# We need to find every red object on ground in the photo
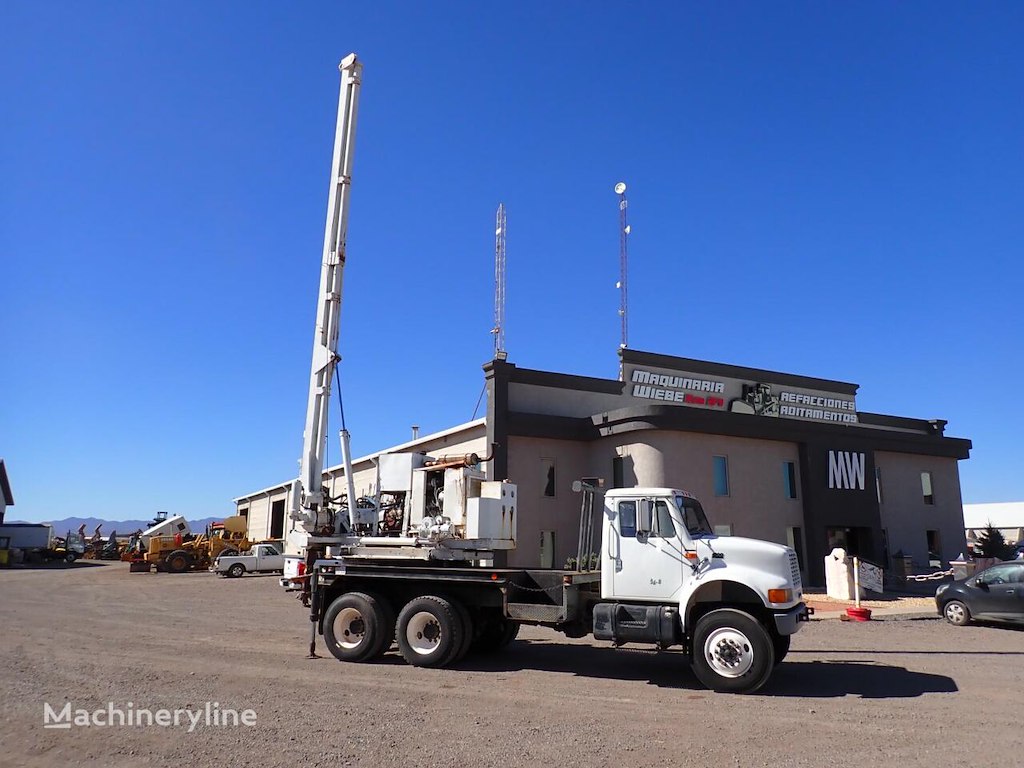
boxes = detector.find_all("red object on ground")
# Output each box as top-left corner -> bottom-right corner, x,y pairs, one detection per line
846,606 -> 872,621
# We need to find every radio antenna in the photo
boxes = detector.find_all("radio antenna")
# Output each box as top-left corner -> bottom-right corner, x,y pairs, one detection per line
615,182 -> 630,374
493,203 -> 507,360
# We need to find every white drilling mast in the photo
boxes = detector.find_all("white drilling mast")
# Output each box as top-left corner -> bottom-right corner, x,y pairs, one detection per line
288,54 -> 365,554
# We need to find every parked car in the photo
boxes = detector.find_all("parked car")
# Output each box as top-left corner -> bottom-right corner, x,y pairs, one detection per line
213,543 -> 284,578
935,561 -> 1024,626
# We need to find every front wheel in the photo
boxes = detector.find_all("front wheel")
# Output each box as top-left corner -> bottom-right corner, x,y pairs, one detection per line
943,600 -> 971,626
691,609 -> 774,694
165,550 -> 191,574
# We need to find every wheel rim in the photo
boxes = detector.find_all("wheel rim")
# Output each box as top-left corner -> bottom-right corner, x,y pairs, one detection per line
230,565 -> 242,576
334,607 -> 368,650
405,611 -> 442,655
945,602 -> 965,624
704,627 -> 755,678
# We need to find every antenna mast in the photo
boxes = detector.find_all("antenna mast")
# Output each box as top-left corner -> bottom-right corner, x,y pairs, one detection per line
615,182 -> 630,355
493,203 -> 507,360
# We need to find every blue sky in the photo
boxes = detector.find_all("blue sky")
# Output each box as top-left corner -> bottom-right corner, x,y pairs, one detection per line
2,2 -> 1022,523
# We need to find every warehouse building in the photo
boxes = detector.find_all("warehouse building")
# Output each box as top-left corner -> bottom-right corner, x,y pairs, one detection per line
234,349 -> 971,585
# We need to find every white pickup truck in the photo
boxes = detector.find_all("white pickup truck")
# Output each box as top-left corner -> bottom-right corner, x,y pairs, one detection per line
214,543 -> 284,578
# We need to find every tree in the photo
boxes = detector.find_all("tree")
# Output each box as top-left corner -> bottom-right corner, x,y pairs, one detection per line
975,521 -> 1015,560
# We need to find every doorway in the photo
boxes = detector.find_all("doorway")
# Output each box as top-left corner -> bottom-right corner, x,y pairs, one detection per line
270,499 -> 285,539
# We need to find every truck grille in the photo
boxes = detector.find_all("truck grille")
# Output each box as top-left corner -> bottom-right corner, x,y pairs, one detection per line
789,550 -> 802,591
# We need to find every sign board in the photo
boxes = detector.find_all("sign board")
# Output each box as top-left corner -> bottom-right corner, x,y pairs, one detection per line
857,559 -> 884,594
625,365 -> 858,424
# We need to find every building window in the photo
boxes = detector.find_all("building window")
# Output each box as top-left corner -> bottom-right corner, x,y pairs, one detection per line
875,467 -> 883,505
782,461 -> 797,499
618,501 -> 636,538
713,455 -> 730,497
239,507 -> 249,518
541,458 -> 556,497
926,530 -> 941,566
612,456 -> 624,489
921,471 -> 934,505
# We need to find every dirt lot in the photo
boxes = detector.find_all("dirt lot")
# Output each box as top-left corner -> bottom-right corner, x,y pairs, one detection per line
1,561 -> 1021,768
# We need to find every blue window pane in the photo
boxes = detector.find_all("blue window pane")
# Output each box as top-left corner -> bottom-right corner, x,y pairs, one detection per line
783,461 -> 797,499
713,456 -> 729,496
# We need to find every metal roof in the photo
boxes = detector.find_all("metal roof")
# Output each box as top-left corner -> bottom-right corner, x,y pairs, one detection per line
963,502 -> 1024,529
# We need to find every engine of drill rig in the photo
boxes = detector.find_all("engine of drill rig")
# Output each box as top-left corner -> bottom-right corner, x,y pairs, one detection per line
375,452 -> 517,548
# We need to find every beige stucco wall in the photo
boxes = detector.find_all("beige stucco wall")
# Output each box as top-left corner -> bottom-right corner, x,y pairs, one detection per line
505,436 -> 592,568
505,430 -> 804,568
607,431 -> 804,544
875,451 -> 966,566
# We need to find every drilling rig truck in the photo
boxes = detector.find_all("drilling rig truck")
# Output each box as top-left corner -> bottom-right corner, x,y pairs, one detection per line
279,54 -> 810,695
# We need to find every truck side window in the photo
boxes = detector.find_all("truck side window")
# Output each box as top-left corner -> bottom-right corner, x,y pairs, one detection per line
618,501 -> 637,537
653,500 -> 677,539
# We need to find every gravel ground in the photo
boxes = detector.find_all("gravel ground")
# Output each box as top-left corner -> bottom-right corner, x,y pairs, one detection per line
1,561 -> 1021,768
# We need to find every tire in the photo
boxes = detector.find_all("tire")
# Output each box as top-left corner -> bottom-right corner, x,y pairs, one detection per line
691,608 -> 775,694
323,591 -> 395,662
165,550 -> 191,574
396,596 -> 463,668
943,599 -> 971,626
772,633 -> 791,666
227,563 -> 245,578
472,613 -> 519,653
64,552 -> 78,564
448,599 -> 474,663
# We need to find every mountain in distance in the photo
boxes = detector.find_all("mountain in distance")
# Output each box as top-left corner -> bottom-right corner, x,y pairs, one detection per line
15,515 -> 225,535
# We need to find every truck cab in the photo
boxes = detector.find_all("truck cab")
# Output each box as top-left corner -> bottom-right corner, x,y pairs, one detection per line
594,488 -> 806,691
602,488 -> 802,615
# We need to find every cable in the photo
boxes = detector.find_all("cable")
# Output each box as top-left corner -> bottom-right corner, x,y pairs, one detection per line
472,382 -> 486,420
334,365 -> 347,432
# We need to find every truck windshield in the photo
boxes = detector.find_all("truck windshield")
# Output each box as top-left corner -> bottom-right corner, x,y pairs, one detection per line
676,496 -> 713,536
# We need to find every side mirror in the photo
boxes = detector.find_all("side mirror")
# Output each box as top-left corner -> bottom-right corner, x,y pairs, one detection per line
638,499 -> 653,536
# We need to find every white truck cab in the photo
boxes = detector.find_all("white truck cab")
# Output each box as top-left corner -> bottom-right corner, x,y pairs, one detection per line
594,488 -> 806,691
602,488 -> 801,613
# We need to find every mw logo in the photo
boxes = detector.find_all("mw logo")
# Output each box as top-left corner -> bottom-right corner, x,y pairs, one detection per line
828,451 -> 865,491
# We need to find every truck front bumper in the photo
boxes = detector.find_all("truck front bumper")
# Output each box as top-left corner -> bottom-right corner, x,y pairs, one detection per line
773,601 -> 813,636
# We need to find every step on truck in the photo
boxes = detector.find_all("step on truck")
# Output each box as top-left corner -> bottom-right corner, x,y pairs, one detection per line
294,483 -> 810,694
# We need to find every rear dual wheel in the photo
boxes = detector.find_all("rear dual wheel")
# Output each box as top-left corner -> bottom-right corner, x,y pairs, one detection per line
323,592 -> 396,662
396,595 -> 471,668
472,612 -> 519,653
